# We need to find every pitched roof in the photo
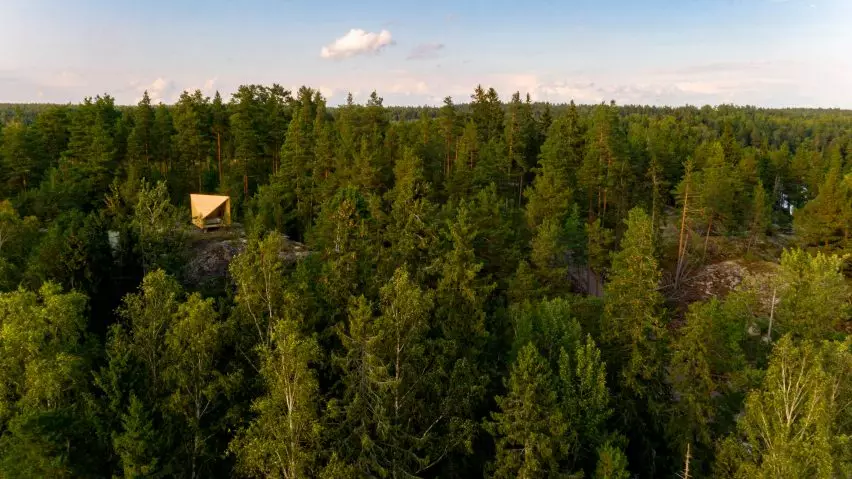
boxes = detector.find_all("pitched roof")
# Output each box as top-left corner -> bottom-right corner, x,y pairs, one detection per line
190,194 -> 229,219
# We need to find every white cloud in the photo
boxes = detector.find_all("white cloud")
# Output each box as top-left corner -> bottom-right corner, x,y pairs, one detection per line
179,77 -> 219,99
318,85 -> 335,99
320,29 -> 394,60
133,77 -> 175,103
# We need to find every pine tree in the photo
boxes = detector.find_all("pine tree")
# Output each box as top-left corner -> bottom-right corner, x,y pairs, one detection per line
330,295 -> 384,474
0,119 -> 35,192
698,141 -> 737,244
127,91 -> 155,174
505,92 -> 535,202
333,269 -> 466,477
60,95 -> 119,202
308,186 -> 377,316
438,96 -> 459,180
151,103 -> 174,178
210,91 -> 228,189
794,158 -> 851,249
30,105 -> 69,172
280,87 -> 318,235
470,85 -> 504,144
524,164 -> 573,232
602,207 -> 666,397
601,207 -> 667,477
131,179 -> 186,275
230,85 -> 264,196
487,342 -> 569,478
383,147 -> 436,277
172,89 -> 211,195
667,297 -> 749,469
311,94 -> 337,203
581,102 -> 628,225
111,395 -> 161,477
538,100 -> 584,191
372,267 -> 437,476
558,335 -> 611,469
593,441 -> 630,479
432,204 -> 494,442
748,180 -> 771,251
530,216 -> 569,292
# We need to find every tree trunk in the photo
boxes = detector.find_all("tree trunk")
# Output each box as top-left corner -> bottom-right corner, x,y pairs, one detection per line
217,132 -> 223,188
703,215 -> 713,260
454,138 -> 459,171
518,173 -> 524,205
766,285 -> 777,343
676,176 -> 690,290
445,137 -> 450,178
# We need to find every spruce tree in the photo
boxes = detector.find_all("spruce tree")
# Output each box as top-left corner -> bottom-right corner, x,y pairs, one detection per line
487,342 -> 569,478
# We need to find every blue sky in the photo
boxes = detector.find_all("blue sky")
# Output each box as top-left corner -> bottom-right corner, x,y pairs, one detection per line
1,0 -> 850,107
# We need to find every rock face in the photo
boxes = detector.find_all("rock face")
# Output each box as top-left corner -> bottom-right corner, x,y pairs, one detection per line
674,259 -> 779,315
184,236 -> 246,286
691,260 -> 750,299
182,226 -> 309,287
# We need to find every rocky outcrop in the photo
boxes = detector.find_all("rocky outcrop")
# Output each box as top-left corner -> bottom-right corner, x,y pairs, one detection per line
183,226 -> 308,287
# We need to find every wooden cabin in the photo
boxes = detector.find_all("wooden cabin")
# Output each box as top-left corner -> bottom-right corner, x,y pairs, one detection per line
190,194 -> 231,230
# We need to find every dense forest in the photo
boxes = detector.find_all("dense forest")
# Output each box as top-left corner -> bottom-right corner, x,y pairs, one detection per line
1,84 -> 852,478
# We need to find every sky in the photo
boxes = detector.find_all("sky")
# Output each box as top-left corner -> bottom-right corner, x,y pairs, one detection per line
1,0 -> 851,108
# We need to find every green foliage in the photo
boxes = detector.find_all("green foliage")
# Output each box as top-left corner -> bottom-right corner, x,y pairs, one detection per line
5,86 -> 852,478
698,141 -> 739,231
602,207 -> 666,397
111,395 -> 160,477
229,232 -> 290,351
433,203 -> 494,357
667,297 -> 751,467
749,180 -> 772,243
172,89 -> 212,198
593,441 -> 630,479
0,284 -> 96,477
331,268 -> 474,477
487,342 -> 569,478
776,248 -> 849,340
0,119 -> 37,192
0,200 -> 40,290
230,319 -> 321,478
794,160 -> 852,250
559,335 -> 611,467
164,293 -> 231,477
116,270 -> 183,396
24,209 -> 112,295
718,335 -> 852,478
131,179 -> 187,275
510,297 -> 583,366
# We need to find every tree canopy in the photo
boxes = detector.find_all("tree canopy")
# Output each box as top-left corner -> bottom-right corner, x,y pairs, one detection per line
1,88 -> 852,477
